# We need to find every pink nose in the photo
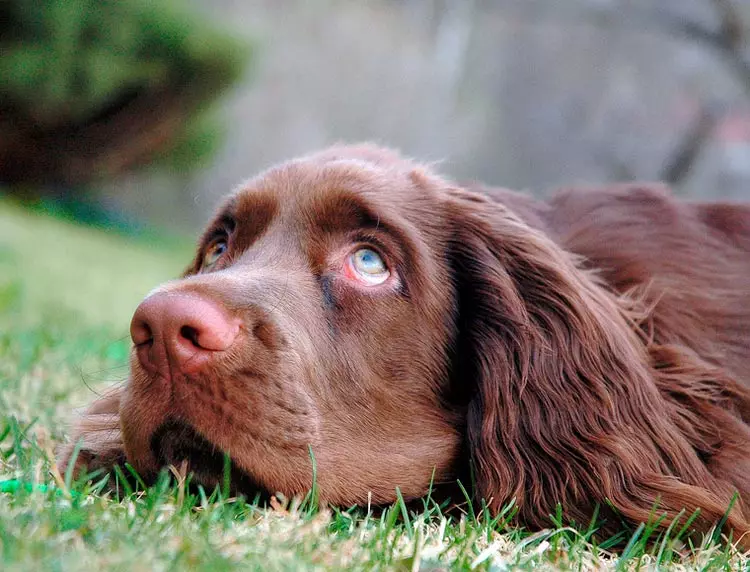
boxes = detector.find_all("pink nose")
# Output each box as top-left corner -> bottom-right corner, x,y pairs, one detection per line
130,292 -> 240,379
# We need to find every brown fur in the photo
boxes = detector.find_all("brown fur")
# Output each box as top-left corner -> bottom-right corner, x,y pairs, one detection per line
59,145 -> 750,542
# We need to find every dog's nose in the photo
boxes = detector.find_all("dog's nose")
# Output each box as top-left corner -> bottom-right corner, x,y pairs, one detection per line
130,292 -> 240,378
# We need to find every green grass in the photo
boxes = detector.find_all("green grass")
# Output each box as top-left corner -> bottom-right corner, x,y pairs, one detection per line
0,199 -> 747,570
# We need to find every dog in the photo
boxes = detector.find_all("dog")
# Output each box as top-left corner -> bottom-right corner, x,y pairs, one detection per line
59,144 -> 750,541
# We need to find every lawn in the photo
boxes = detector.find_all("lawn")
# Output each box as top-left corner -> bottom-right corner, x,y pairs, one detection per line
0,198 -> 746,570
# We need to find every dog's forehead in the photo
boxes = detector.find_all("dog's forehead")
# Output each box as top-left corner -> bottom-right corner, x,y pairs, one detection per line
230,156 -> 424,221
269,157 -> 405,194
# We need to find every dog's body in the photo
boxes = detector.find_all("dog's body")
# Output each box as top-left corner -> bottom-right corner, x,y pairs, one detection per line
485,183 -> 750,379
61,145 -> 750,542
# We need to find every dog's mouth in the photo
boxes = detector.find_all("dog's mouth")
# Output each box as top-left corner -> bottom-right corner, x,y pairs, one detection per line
150,419 -> 270,501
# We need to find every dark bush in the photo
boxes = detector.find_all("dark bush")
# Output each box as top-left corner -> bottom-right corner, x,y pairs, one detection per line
0,0 -> 251,186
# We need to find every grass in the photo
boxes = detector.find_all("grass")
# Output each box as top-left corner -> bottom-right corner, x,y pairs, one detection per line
0,198 -> 748,570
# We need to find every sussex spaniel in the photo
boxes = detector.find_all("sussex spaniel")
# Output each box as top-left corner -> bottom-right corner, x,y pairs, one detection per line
60,144 -> 750,542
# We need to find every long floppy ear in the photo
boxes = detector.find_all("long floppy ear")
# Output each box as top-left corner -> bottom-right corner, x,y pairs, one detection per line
56,389 -> 125,481
444,187 -> 750,539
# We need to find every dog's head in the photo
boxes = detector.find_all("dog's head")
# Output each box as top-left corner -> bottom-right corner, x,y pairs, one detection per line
123,145 -> 465,503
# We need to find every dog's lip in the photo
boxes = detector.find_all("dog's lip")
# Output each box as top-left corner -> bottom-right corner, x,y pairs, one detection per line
150,418 -> 270,500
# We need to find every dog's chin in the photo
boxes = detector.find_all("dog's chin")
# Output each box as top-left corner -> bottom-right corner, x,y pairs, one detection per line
149,418 -> 271,502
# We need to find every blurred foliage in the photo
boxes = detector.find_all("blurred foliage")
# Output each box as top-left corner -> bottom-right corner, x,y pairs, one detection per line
0,0 -> 252,185
151,106 -> 228,173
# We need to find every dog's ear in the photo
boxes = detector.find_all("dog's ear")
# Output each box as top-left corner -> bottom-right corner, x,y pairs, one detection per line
57,389 -> 125,481
443,187 -> 749,538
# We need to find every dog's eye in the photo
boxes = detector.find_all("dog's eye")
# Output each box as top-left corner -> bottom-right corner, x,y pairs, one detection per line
347,248 -> 390,285
203,239 -> 227,270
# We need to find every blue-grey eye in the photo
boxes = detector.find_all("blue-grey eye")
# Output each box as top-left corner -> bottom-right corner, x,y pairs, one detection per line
203,240 -> 227,269
350,248 -> 390,285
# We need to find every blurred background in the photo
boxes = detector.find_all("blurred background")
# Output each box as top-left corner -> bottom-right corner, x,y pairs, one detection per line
3,0 -> 750,235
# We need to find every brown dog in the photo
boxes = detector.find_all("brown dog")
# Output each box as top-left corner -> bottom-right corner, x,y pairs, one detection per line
60,144 -> 750,540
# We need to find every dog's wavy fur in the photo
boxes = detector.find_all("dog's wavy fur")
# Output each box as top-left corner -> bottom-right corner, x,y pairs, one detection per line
60,145 -> 750,543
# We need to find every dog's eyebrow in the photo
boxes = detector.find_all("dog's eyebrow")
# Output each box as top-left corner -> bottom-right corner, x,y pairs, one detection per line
229,191 -> 279,250
313,191 -> 394,235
